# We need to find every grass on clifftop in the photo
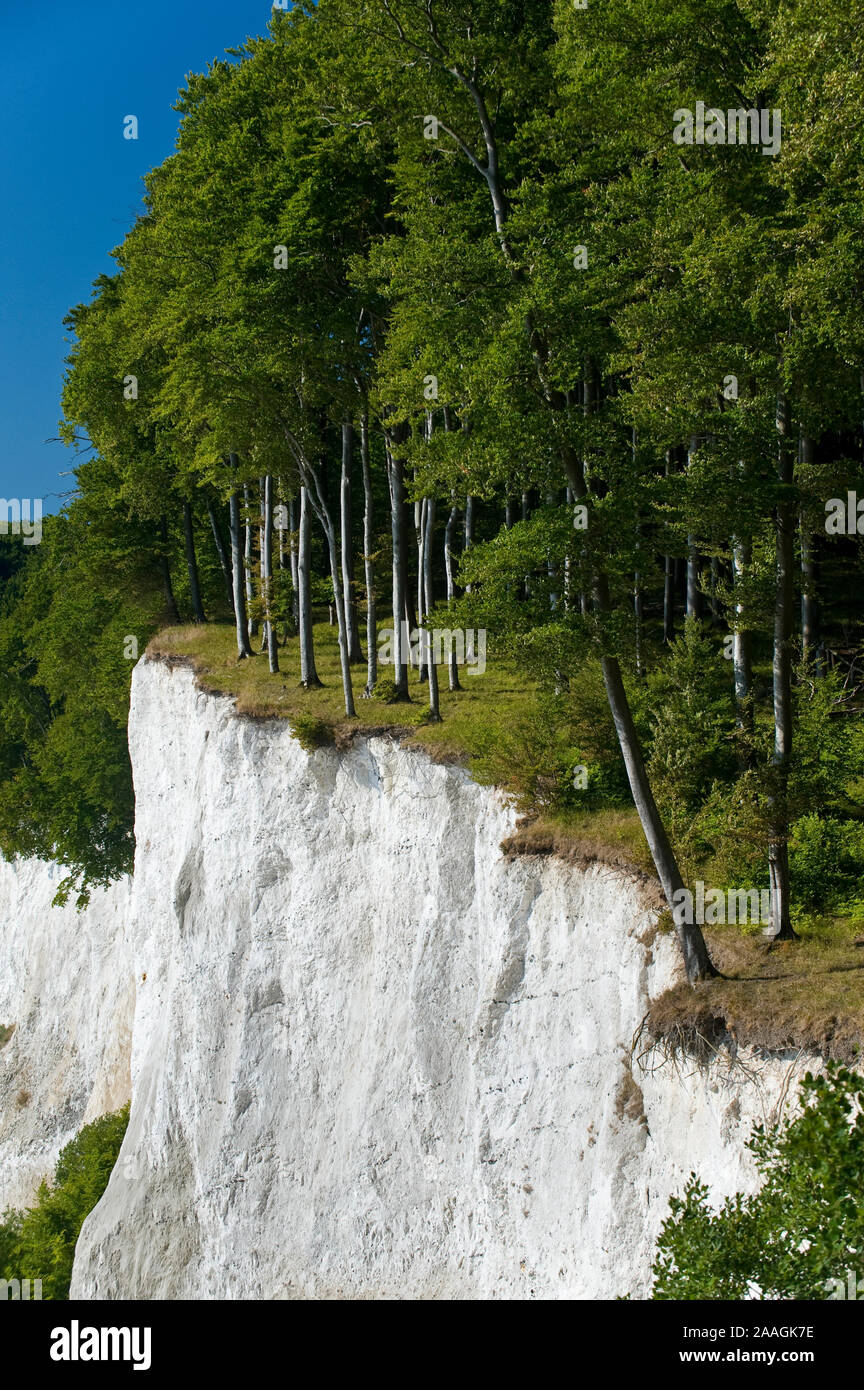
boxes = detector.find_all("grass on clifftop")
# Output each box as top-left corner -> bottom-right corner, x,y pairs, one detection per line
146,616 -> 653,873
148,618 -> 864,1063
646,917 -> 864,1063
149,614 -> 529,754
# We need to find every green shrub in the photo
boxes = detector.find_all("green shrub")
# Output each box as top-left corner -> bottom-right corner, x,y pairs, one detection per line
289,713 -> 334,752
371,675 -> 401,704
0,1103 -> 129,1299
651,1065 -> 864,1299
789,813 -> 864,915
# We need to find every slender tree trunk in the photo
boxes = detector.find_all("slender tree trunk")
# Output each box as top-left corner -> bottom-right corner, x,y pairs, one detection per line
158,514 -> 180,625
297,455 -> 356,718
228,490 -> 253,659
275,489 -> 288,646
258,479 -> 268,652
505,496 -> 515,529
298,486 -> 320,688
634,572 -> 644,678
662,452 -> 675,642
663,555 -> 675,643
685,437 -> 701,620
243,483 -> 257,636
800,524 -> 820,667
464,493 -> 475,593
444,498 -> 462,691
360,409 -> 377,697
207,497 -> 234,613
424,495 -> 441,720
386,432 -> 409,698
262,475 -> 278,674
341,419 -> 363,663
769,394 -> 797,939
799,437 -> 821,671
289,497 -> 300,637
183,501 -> 206,623
417,495 -> 428,682
732,535 -> 753,762
600,648 -> 716,979
561,434 -> 716,985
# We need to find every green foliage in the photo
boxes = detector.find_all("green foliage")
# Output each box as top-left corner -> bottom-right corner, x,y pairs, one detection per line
789,815 -> 864,917
289,713 -> 334,752
0,1105 -> 129,1300
642,620 -> 738,815
371,675 -> 401,705
470,680 -> 629,815
651,1065 -> 864,1300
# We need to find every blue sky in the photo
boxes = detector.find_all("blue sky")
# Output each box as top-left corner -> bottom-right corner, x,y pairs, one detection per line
0,0 -> 278,513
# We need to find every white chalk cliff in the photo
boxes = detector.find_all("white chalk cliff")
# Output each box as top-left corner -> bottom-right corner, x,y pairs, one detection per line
0,658 -> 818,1299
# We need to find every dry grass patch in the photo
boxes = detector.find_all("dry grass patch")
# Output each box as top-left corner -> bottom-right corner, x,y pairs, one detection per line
647,920 -> 864,1062
501,809 -> 660,889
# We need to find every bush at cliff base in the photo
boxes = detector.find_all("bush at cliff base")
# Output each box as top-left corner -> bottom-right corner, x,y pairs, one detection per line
0,1103 -> 129,1299
651,1064 -> 864,1299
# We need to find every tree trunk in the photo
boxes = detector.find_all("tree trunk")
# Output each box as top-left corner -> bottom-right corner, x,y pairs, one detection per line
444,498 -> 462,691
243,483 -> 257,636
262,475 -> 278,674
207,497 -> 234,613
799,437 -> 821,671
259,479 -> 268,652
731,536 -> 753,761
183,501 -> 206,623
634,572 -> 643,678
228,490 -> 253,659
386,432 -> 410,698
464,493 -> 475,593
158,514 -> 180,625
341,419 -> 363,663
417,495 -> 428,682
663,554 -> 675,643
424,495 -> 441,720
300,458 -> 356,718
562,440 -> 716,984
289,497 -> 300,637
800,525 -> 820,666
769,394 -> 797,939
360,409 -> 377,697
685,438 -> 701,619
298,486 -> 321,688
600,648 -> 716,981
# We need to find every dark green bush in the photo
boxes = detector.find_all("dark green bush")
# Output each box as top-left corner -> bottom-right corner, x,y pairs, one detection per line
0,1103 -> 129,1299
289,713 -> 334,752
651,1065 -> 864,1300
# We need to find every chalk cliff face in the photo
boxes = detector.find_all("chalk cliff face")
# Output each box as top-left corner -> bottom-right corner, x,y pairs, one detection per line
0,659 -> 818,1298
0,858 -> 132,1211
